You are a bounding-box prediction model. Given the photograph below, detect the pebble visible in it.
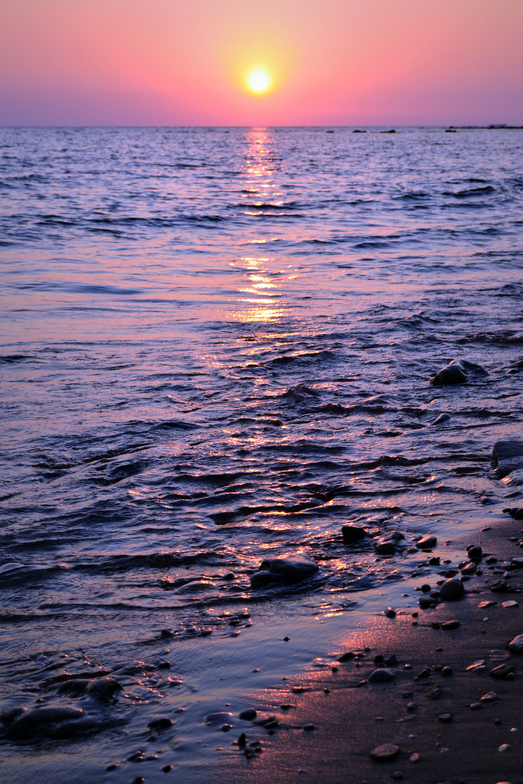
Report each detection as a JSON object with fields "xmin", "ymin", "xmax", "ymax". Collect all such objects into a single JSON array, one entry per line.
[
  {"xmin": 438, "ymin": 713, "xmax": 453, "ymax": 723},
  {"xmin": 441, "ymin": 666, "xmax": 453, "ymax": 677},
  {"xmin": 498, "ymin": 744, "xmax": 510, "ymax": 752},
  {"xmin": 508, "ymin": 633, "xmax": 523, "ymax": 653},
  {"xmin": 338, "ymin": 651, "xmax": 355, "ymax": 662},
  {"xmin": 441, "ymin": 619, "xmax": 460, "ymax": 630},
  {"xmin": 409, "ymin": 752, "xmax": 420, "ymax": 763},
  {"xmin": 384, "ymin": 607, "xmax": 396, "ymax": 618},
  {"xmin": 131, "ymin": 779, "xmax": 144, "ymax": 784},
  {"xmin": 406, "ymin": 702, "xmax": 417, "ymax": 712},
  {"xmin": 417, "ymin": 535, "xmax": 437, "ymax": 550},
  {"xmin": 469, "ymin": 703, "xmax": 482, "ymax": 710},
  {"xmin": 303, "ymin": 723, "xmax": 315, "ymax": 731},
  {"xmin": 147, "ymin": 717, "xmax": 173, "ymax": 731},
  {"xmin": 239, "ymin": 709, "xmax": 257, "ymax": 721},
  {"xmin": 439, "ymin": 578, "xmax": 465, "ymax": 602},
  {"xmin": 481, "ymin": 691, "xmax": 497, "ymax": 702},
  {"xmin": 162, "ymin": 765, "xmax": 172, "ymax": 773},
  {"xmin": 502, "ymin": 600, "xmax": 519, "ymax": 608},
  {"xmin": 250, "ymin": 557, "xmax": 319, "ymax": 589},
  {"xmin": 370, "ymin": 743, "xmax": 401, "ymax": 761},
  {"xmin": 368, "ymin": 669, "xmax": 395, "ymax": 683}
]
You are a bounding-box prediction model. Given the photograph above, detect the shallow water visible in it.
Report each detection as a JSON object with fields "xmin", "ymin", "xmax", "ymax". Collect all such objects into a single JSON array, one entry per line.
[{"xmin": 0, "ymin": 126, "xmax": 522, "ymax": 780}]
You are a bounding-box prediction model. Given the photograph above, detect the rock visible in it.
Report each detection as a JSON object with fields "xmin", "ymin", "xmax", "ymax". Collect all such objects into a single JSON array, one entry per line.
[
  {"xmin": 370, "ymin": 743, "xmax": 401, "ymax": 761},
  {"xmin": 384, "ymin": 607, "xmax": 396, "ymax": 618},
  {"xmin": 303, "ymin": 723, "xmax": 315, "ymax": 731},
  {"xmin": 467, "ymin": 545, "xmax": 483, "ymax": 560},
  {"xmin": 374, "ymin": 531, "xmax": 405, "ymax": 555},
  {"xmin": 338, "ymin": 651, "xmax": 355, "ymax": 662},
  {"xmin": 502, "ymin": 600, "xmax": 519, "ymax": 608},
  {"xmin": 85, "ymin": 676, "xmax": 122, "ymax": 703},
  {"xmin": 493, "ymin": 440, "xmax": 523, "ymax": 478},
  {"xmin": 460, "ymin": 561, "xmax": 477, "ymax": 575},
  {"xmin": 481, "ymin": 691, "xmax": 497, "ymax": 702},
  {"xmin": 342, "ymin": 525, "xmax": 366, "ymax": 544},
  {"xmin": 438, "ymin": 713, "xmax": 453, "ymax": 723},
  {"xmin": 441, "ymin": 667, "xmax": 453, "ymax": 676},
  {"xmin": 439, "ymin": 577, "xmax": 464, "ymax": 602},
  {"xmin": 491, "ymin": 580, "xmax": 509, "ymax": 593},
  {"xmin": 368, "ymin": 669, "xmax": 395, "ymax": 683},
  {"xmin": 441, "ymin": 619, "xmax": 460, "ymax": 630},
  {"xmin": 5, "ymin": 707, "xmax": 94, "ymax": 740},
  {"xmin": 147, "ymin": 717, "xmax": 173, "ymax": 730},
  {"xmin": 205, "ymin": 712, "xmax": 234, "ymax": 725},
  {"xmin": 425, "ymin": 686, "xmax": 443, "ymax": 700},
  {"xmin": 432, "ymin": 413, "xmax": 451, "ymax": 425},
  {"xmin": 490, "ymin": 664, "xmax": 515, "ymax": 679},
  {"xmin": 239, "ymin": 709, "xmax": 257, "ymax": 721},
  {"xmin": 250, "ymin": 557, "xmax": 319, "ymax": 589},
  {"xmin": 0, "ymin": 708, "xmax": 25, "ymax": 726},
  {"xmin": 417, "ymin": 535, "xmax": 437, "ymax": 550},
  {"xmin": 430, "ymin": 361, "xmax": 468, "ymax": 386},
  {"xmin": 508, "ymin": 634, "xmax": 523, "ymax": 653}
]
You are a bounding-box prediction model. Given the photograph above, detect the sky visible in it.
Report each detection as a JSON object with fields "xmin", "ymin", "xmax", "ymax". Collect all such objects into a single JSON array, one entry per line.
[{"xmin": 0, "ymin": 0, "xmax": 522, "ymax": 126}]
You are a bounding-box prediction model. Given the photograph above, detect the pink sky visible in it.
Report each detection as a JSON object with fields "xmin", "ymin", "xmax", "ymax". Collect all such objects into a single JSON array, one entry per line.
[{"xmin": 1, "ymin": 0, "xmax": 522, "ymax": 126}]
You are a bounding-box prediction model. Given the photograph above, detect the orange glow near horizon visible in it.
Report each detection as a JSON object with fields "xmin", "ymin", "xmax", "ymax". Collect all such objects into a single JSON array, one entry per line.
[{"xmin": 0, "ymin": 0, "xmax": 522, "ymax": 125}]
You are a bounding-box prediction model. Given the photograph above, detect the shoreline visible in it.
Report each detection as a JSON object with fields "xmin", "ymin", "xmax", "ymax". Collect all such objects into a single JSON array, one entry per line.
[{"xmin": 214, "ymin": 508, "xmax": 523, "ymax": 784}]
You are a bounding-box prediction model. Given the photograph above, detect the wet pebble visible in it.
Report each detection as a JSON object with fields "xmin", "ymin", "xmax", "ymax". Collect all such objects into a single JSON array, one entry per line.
[
  {"xmin": 417, "ymin": 535, "xmax": 437, "ymax": 550},
  {"xmin": 239, "ymin": 709, "xmax": 257, "ymax": 721},
  {"xmin": 368, "ymin": 669, "xmax": 395, "ymax": 683},
  {"xmin": 438, "ymin": 713, "xmax": 453, "ymax": 723},
  {"xmin": 439, "ymin": 578, "xmax": 464, "ymax": 602},
  {"xmin": 342, "ymin": 525, "xmax": 366, "ymax": 544},
  {"xmin": 481, "ymin": 691, "xmax": 497, "ymax": 702},
  {"xmin": 147, "ymin": 717, "xmax": 173, "ymax": 731},
  {"xmin": 508, "ymin": 634, "xmax": 523, "ymax": 653},
  {"xmin": 441, "ymin": 620, "xmax": 460, "ymax": 631}
]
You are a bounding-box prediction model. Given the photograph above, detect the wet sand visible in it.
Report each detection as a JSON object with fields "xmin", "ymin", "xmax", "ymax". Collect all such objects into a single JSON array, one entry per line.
[{"xmin": 216, "ymin": 512, "xmax": 523, "ymax": 784}]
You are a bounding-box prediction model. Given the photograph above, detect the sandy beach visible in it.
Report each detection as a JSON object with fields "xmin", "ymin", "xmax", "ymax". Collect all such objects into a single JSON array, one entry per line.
[{"xmin": 213, "ymin": 499, "xmax": 523, "ymax": 783}]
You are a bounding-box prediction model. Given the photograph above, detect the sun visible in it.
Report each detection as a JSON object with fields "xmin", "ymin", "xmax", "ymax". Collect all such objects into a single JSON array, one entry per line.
[{"xmin": 248, "ymin": 70, "xmax": 270, "ymax": 93}]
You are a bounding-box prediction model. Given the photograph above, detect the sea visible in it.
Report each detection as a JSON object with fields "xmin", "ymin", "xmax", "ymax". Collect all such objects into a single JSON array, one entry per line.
[{"xmin": 0, "ymin": 126, "xmax": 522, "ymax": 782}]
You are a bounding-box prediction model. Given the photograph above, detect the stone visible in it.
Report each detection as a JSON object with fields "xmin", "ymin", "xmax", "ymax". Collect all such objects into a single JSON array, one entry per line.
[
  {"xmin": 338, "ymin": 651, "xmax": 355, "ymax": 662},
  {"xmin": 502, "ymin": 600, "xmax": 519, "ymax": 608},
  {"xmin": 438, "ymin": 713, "xmax": 453, "ymax": 723},
  {"xmin": 368, "ymin": 669, "xmax": 395, "ymax": 683},
  {"xmin": 508, "ymin": 634, "xmax": 523, "ymax": 653},
  {"xmin": 490, "ymin": 664, "xmax": 515, "ymax": 679},
  {"xmin": 432, "ymin": 413, "xmax": 451, "ymax": 425},
  {"xmin": 425, "ymin": 686, "xmax": 443, "ymax": 700},
  {"xmin": 342, "ymin": 525, "xmax": 366, "ymax": 544},
  {"xmin": 493, "ymin": 440, "xmax": 523, "ymax": 478},
  {"xmin": 250, "ymin": 557, "xmax": 319, "ymax": 589},
  {"xmin": 430, "ymin": 361, "xmax": 468, "ymax": 386},
  {"xmin": 205, "ymin": 712, "xmax": 234, "ymax": 725},
  {"xmin": 417, "ymin": 535, "xmax": 437, "ymax": 550},
  {"xmin": 303, "ymin": 723, "xmax": 315, "ymax": 731},
  {"xmin": 147, "ymin": 717, "xmax": 173, "ymax": 730},
  {"xmin": 370, "ymin": 743, "xmax": 401, "ymax": 761},
  {"xmin": 439, "ymin": 577, "xmax": 465, "ymax": 602},
  {"xmin": 5, "ymin": 707, "xmax": 97, "ymax": 740},
  {"xmin": 239, "ymin": 709, "xmax": 257, "ymax": 721},
  {"xmin": 467, "ymin": 545, "xmax": 483, "ymax": 560},
  {"xmin": 481, "ymin": 691, "xmax": 497, "ymax": 702},
  {"xmin": 85, "ymin": 676, "xmax": 122, "ymax": 703},
  {"xmin": 441, "ymin": 620, "xmax": 460, "ymax": 630},
  {"xmin": 374, "ymin": 531, "xmax": 405, "ymax": 556}
]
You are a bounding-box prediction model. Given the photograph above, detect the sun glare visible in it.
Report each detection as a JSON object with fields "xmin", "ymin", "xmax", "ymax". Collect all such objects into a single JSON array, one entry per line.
[{"xmin": 248, "ymin": 70, "xmax": 270, "ymax": 93}]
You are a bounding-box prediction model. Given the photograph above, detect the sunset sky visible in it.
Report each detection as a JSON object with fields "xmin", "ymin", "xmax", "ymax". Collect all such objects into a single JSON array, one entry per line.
[{"xmin": 1, "ymin": 0, "xmax": 522, "ymax": 126}]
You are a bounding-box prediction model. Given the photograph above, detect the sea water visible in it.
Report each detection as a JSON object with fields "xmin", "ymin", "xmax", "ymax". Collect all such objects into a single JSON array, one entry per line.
[{"xmin": 0, "ymin": 126, "xmax": 522, "ymax": 781}]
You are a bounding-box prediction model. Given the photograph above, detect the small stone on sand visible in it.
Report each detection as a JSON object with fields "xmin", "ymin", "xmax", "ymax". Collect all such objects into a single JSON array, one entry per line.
[{"xmin": 370, "ymin": 743, "xmax": 401, "ymax": 761}]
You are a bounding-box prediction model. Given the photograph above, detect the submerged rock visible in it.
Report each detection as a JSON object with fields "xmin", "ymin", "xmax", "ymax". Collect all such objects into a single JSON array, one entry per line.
[
  {"xmin": 342, "ymin": 525, "xmax": 366, "ymax": 544},
  {"xmin": 85, "ymin": 676, "xmax": 122, "ymax": 703},
  {"xmin": 4, "ymin": 707, "xmax": 103, "ymax": 740},
  {"xmin": 250, "ymin": 557, "xmax": 319, "ymax": 589},
  {"xmin": 493, "ymin": 440, "xmax": 523, "ymax": 478},
  {"xmin": 430, "ymin": 361, "xmax": 468, "ymax": 386},
  {"xmin": 374, "ymin": 531, "xmax": 405, "ymax": 556}
]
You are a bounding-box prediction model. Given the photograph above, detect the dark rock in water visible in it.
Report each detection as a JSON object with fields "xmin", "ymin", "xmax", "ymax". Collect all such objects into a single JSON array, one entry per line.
[
  {"xmin": 374, "ymin": 531, "xmax": 405, "ymax": 555},
  {"xmin": 368, "ymin": 669, "xmax": 395, "ymax": 683},
  {"xmin": 439, "ymin": 577, "xmax": 464, "ymax": 602},
  {"xmin": 250, "ymin": 557, "xmax": 319, "ymax": 589},
  {"xmin": 342, "ymin": 525, "xmax": 366, "ymax": 544},
  {"xmin": 86, "ymin": 676, "xmax": 122, "ymax": 703},
  {"xmin": 430, "ymin": 361, "xmax": 468, "ymax": 386},
  {"xmin": 503, "ymin": 507, "xmax": 523, "ymax": 520},
  {"xmin": 385, "ymin": 607, "xmax": 396, "ymax": 618},
  {"xmin": 280, "ymin": 384, "xmax": 320, "ymax": 401},
  {"xmin": 370, "ymin": 743, "xmax": 401, "ymax": 761},
  {"xmin": 0, "ymin": 708, "xmax": 25, "ymax": 727},
  {"xmin": 432, "ymin": 413, "xmax": 451, "ymax": 426},
  {"xmin": 5, "ymin": 707, "xmax": 96, "ymax": 740},
  {"xmin": 419, "ymin": 596, "xmax": 438, "ymax": 609},
  {"xmin": 147, "ymin": 717, "xmax": 173, "ymax": 730},
  {"xmin": 493, "ymin": 440, "xmax": 523, "ymax": 478},
  {"xmin": 239, "ymin": 709, "xmax": 257, "ymax": 721},
  {"xmin": 508, "ymin": 634, "xmax": 523, "ymax": 653},
  {"xmin": 338, "ymin": 651, "xmax": 355, "ymax": 662},
  {"xmin": 460, "ymin": 561, "xmax": 477, "ymax": 575},
  {"xmin": 416, "ymin": 535, "xmax": 437, "ymax": 550},
  {"xmin": 205, "ymin": 712, "xmax": 234, "ymax": 725}
]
